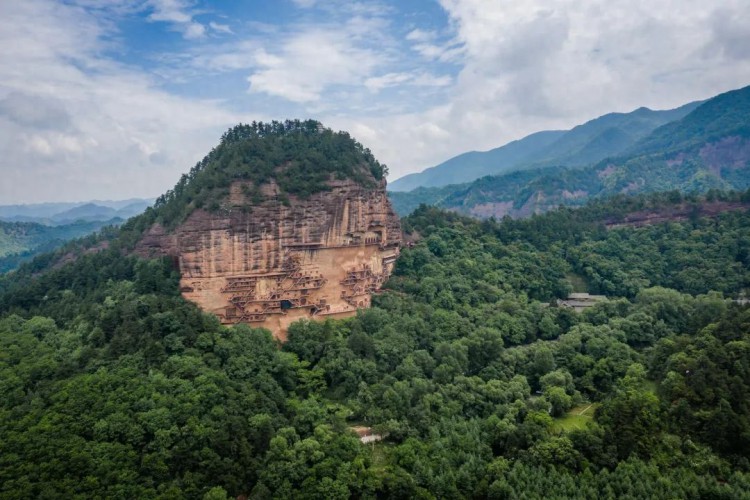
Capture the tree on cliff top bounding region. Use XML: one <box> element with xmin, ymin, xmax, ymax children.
<box><xmin>149</xmin><ymin>120</ymin><xmax>388</xmax><ymax>228</ymax></box>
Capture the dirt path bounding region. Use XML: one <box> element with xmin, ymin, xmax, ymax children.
<box><xmin>578</xmin><ymin>404</ymin><xmax>593</xmax><ymax>416</ymax></box>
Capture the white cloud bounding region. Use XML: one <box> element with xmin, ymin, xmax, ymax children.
<box><xmin>412</xmin><ymin>73</ymin><xmax>452</xmax><ymax>87</ymax></box>
<box><xmin>406</xmin><ymin>29</ymin><xmax>435</xmax><ymax>43</ymax></box>
<box><xmin>183</xmin><ymin>22</ymin><xmax>206</xmax><ymax>39</ymax></box>
<box><xmin>364</xmin><ymin>71</ymin><xmax>452</xmax><ymax>92</ymax></box>
<box><xmin>209</xmin><ymin>21</ymin><xmax>233</xmax><ymax>35</ymax></box>
<box><xmin>147</xmin><ymin>0</ymin><xmax>206</xmax><ymax>39</ymax></box>
<box><xmin>148</xmin><ymin>0</ymin><xmax>192</xmax><ymax>23</ymax></box>
<box><xmin>3</xmin><ymin>0</ymin><xmax>750</xmax><ymax>203</ymax></box>
<box><xmin>247</xmin><ymin>29</ymin><xmax>383</xmax><ymax>103</ymax></box>
<box><xmin>364</xmin><ymin>73</ymin><xmax>413</xmax><ymax>92</ymax></box>
<box><xmin>371</xmin><ymin>0</ymin><xmax>750</xmax><ymax>181</ymax></box>
<box><xmin>437</xmin><ymin>0</ymin><xmax>750</xmax><ymax>120</ymax></box>
<box><xmin>406</xmin><ymin>27</ymin><xmax>464</xmax><ymax>63</ymax></box>
<box><xmin>0</xmin><ymin>0</ymin><xmax>244</xmax><ymax>204</ymax></box>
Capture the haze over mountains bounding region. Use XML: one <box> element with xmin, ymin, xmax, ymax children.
<box><xmin>0</xmin><ymin>198</ymin><xmax>153</xmax><ymax>272</ymax></box>
<box><xmin>389</xmin><ymin>101</ymin><xmax>702</xmax><ymax>192</ymax></box>
<box><xmin>0</xmin><ymin>199</ymin><xmax>153</xmax><ymax>225</ymax></box>
<box><xmin>389</xmin><ymin>85</ymin><xmax>750</xmax><ymax>218</ymax></box>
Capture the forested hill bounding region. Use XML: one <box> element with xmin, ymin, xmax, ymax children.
<box><xmin>1</xmin><ymin>189</ymin><xmax>750</xmax><ymax>498</ymax></box>
<box><xmin>389</xmin><ymin>130</ymin><xmax>564</xmax><ymax>192</ymax></box>
<box><xmin>0</xmin><ymin>199</ymin><xmax>153</xmax><ymax>274</ymax></box>
<box><xmin>388</xmin><ymin>100</ymin><xmax>700</xmax><ymax>192</ymax></box>
<box><xmin>390</xmin><ymin>84</ymin><xmax>750</xmax><ymax>218</ymax></box>
<box><xmin>143</xmin><ymin>119</ymin><xmax>387</xmax><ymax>229</ymax></box>
<box><xmin>0</xmin><ymin>218</ymin><xmax>122</xmax><ymax>273</ymax></box>
<box><xmin>629</xmin><ymin>83</ymin><xmax>750</xmax><ymax>156</ymax></box>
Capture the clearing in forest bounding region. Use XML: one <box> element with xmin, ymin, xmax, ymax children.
<box><xmin>552</xmin><ymin>403</ymin><xmax>600</xmax><ymax>433</ymax></box>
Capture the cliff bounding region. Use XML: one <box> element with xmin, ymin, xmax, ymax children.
<box><xmin>604</xmin><ymin>200</ymin><xmax>750</xmax><ymax>228</ymax></box>
<box><xmin>136</xmin><ymin>174</ymin><xmax>400</xmax><ymax>340</ymax></box>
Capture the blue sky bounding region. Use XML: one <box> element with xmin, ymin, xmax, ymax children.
<box><xmin>1</xmin><ymin>0</ymin><xmax>749</xmax><ymax>203</ymax></box>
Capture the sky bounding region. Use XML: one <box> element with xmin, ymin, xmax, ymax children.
<box><xmin>1</xmin><ymin>0</ymin><xmax>749</xmax><ymax>204</ymax></box>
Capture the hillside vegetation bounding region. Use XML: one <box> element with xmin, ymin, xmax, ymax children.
<box><xmin>1</xmin><ymin>190</ymin><xmax>749</xmax><ymax>498</ymax></box>
<box><xmin>388</xmin><ymin>183</ymin><xmax>466</xmax><ymax>217</ymax></box>
<box><xmin>389</xmin><ymin>101</ymin><xmax>700</xmax><ymax>192</ymax></box>
<box><xmin>0</xmin><ymin>219</ymin><xmax>122</xmax><ymax>273</ymax></box>
<box><xmin>148</xmin><ymin>120</ymin><xmax>387</xmax><ymax>229</ymax></box>
<box><xmin>391</xmin><ymin>85</ymin><xmax>750</xmax><ymax>219</ymax></box>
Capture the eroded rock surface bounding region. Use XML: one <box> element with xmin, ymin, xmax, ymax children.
<box><xmin>604</xmin><ymin>200</ymin><xmax>750</xmax><ymax>228</ymax></box>
<box><xmin>136</xmin><ymin>178</ymin><xmax>401</xmax><ymax>339</ymax></box>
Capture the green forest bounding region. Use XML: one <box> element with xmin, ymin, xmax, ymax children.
<box><xmin>0</xmin><ymin>219</ymin><xmax>122</xmax><ymax>273</ymax></box>
<box><xmin>148</xmin><ymin>120</ymin><xmax>387</xmax><ymax>229</ymax></box>
<box><xmin>1</xmin><ymin>189</ymin><xmax>749</xmax><ymax>498</ymax></box>
<box><xmin>389</xmin><ymin>85</ymin><xmax>750</xmax><ymax>218</ymax></box>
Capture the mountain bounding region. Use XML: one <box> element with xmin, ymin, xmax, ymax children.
<box><xmin>2</xmin><ymin>118</ymin><xmax>750</xmax><ymax>498</ymax></box>
<box><xmin>49</xmin><ymin>203</ymin><xmax>119</xmax><ymax>224</ymax></box>
<box><xmin>115</xmin><ymin>200</ymin><xmax>152</xmax><ymax>218</ymax></box>
<box><xmin>0</xmin><ymin>198</ymin><xmax>154</xmax><ymax>225</ymax></box>
<box><xmin>0</xmin><ymin>202</ymin><xmax>80</xmax><ymax>220</ymax></box>
<box><xmin>389</xmin><ymin>101</ymin><xmax>701</xmax><ymax>192</ymax></box>
<box><xmin>130</xmin><ymin>120</ymin><xmax>400</xmax><ymax>338</ymax></box>
<box><xmin>0</xmin><ymin>218</ymin><xmax>122</xmax><ymax>272</ymax></box>
<box><xmin>407</xmin><ymin>85</ymin><xmax>750</xmax><ymax>218</ymax></box>
<box><xmin>388</xmin><ymin>183</ymin><xmax>468</xmax><ymax>217</ymax></box>
<box><xmin>389</xmin><ymin>130</ymin><xmax>564</xmax><ymax>192</ymax></box>
<box><xmin>627</xmin><ymin>85</ymin><xmax>750</xmax><ymax>156</ymax></box>
<box><xmin>0</xmin><ymin>199</ymin><xmax>153</xmax><ymax>270</ymax></box>
<box><xmin>526</xmin><ymin>102</ymin><xmax>701</xmax><ymax>167</ymax></box>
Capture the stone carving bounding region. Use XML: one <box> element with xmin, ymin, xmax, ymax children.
<box><xmin>136</xmin><ymin>178</ymin><xmax>401</xmax><ymax>339</ymax></box>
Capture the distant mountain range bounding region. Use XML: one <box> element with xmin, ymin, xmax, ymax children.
<box><xmin>389</xmin><ymin>101</ymin><xmax>702</xmax><ymax>192</ymax></box>
<box><xmin>0</xmin><ymin>198</ymin><xmax>153</xmax><ymax>225</ymax></box>
<box><xmin>389</xmin><ymin>85</ymin><xmax>750</xmax><ymax>218</ymax></box>
<box><xmin>0</xmin><ymin>198</ymin><xmax>153</xmax><ymax>272</ymax></box>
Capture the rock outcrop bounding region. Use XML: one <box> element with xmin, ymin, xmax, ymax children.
<box><xmin>136</xmin><ymin>177</ymin><xmax>401</xmax><ymax>339</ymax></box>
<box><xmin>604</xmin><ymin>200</ymin><xmax>750</xmax><ymax>228</ymax></box>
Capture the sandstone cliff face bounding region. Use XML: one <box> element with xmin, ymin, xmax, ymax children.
<box><xmin>136</xmin><ymin>178</ymin><xmax>401</xmax><ymax>339</ymax></box>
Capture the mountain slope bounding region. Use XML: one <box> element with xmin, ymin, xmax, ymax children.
<box><xmin>142</xmin><ymin>120</ymin><xmax>388</xmax><ymax>230</ymax></box>
<box><xmin>0</xmin><ymin>198</ymin><xmax>153</xmax><ymax>225</ymax></box>
<box><xmin>388</xmin><ymin>183</ymin><xmax>468</xmax><ymax>216</ymax></box>
<box><xmin>0</xmin><ymin>218</ymin><xmax>121</xmax><ymax>272</ymax></box>
<box><xmin>127</xmin><ymin>120</ymin><xmax>401</xmax><ymax>338</ymax></box>
<box><xmin>50</xmin><ymin>203</ymin><xmax>118</xmax><ymax>224</ymax></box>
<box><xmin>436</xmin><ymin>85</ymin><xmax>750</xmax><ymax>218</ymax></box>
<box><xmin>389</xmin><ymin>130</ymin><xmax>564</xmax><ymax>192</ymax></box>
<box><xmin>389</xmin><ymin>101</ymin><xmax>701</xmax><ymax>192</ymax></box>
<box><xmin>528</xmin><ymin>101</ymin><xmax>701</xmax><ymax>168</ymax></box>
<box><xmin>629</xmin><ymin>86</ymin><xmax>750</xmax><ymax>156</ymax></box>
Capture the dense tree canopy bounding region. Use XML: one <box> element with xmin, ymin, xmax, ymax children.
<box><xmin>149</xmin><ymin>120</ymin><xmax>388</xmax><ymax>229</ymax></box>
<box><xmin>1</xmin><ymin>192</ymin><xmax>749</xmax><ymax>498</ymax></box>
<box><xmin>0</xmin><ymin>219</ymin><xmax>121</xmax><ymax>273</ymax></box>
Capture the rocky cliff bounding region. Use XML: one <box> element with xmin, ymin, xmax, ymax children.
<box><xmin>136</xmin><ymin>176</ymin><xmax>401</xmax><ymax>339</ymax></box>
